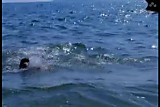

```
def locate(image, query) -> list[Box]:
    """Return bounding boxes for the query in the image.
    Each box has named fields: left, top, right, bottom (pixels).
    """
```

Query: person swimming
left=19, top=57, right=46, bottom=71
left=19, top=56, right=54, bottom=71
left=19, top=58, right=30, bottom=69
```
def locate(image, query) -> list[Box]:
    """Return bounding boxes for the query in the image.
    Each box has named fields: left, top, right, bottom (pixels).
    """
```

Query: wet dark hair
left=19, top=58, right=30, bottom=69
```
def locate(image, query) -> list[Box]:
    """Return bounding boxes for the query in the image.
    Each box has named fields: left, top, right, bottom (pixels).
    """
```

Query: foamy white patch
left=29, top=56, right=46, bottom=70
left=29, top=56, right=42, bottom=67
left=151, top=44, right=157, bottom=49
left=29, top=56, right=54, bottom=71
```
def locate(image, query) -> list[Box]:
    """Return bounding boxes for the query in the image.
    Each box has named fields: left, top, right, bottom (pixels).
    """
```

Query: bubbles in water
left=100, top=13, right=109, bottom=17
left=127, top=38, right=135, bottom=42
left=144, top=58, right=150, bottom=62
left=90, top=47, right=94, bottom=50
left=125, top=14, right=130, bottom=18
left=63, top=47, right=71, bottom=54
left=136, top=96, right=145, bottom=99
left=139, top=9, right=145, bottom=14
left=151, top=44, right=157, bottom=49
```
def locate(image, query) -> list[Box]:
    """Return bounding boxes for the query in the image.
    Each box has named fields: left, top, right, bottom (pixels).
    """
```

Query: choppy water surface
left=2, top=0, right=158, bottom=107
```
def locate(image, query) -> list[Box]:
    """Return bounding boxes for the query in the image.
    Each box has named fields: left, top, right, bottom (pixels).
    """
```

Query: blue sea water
left=2, top=0, right=158, bottom=107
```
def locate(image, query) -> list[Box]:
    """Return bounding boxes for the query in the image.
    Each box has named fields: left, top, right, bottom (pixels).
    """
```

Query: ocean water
left=2, top=0, right=158, bottom=107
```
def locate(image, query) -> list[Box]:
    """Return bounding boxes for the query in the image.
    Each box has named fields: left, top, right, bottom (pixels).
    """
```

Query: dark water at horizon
left=2, top=0, right=158, bottom=107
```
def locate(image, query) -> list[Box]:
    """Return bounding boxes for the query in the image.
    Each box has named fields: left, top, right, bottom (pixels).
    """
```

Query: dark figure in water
left=19, top=58, right=29, bottom=69
left=145, top=0, right=158, bottom=12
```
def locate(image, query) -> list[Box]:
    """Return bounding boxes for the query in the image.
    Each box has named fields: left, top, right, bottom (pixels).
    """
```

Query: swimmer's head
left=19, top=58, right=29, bottom=69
